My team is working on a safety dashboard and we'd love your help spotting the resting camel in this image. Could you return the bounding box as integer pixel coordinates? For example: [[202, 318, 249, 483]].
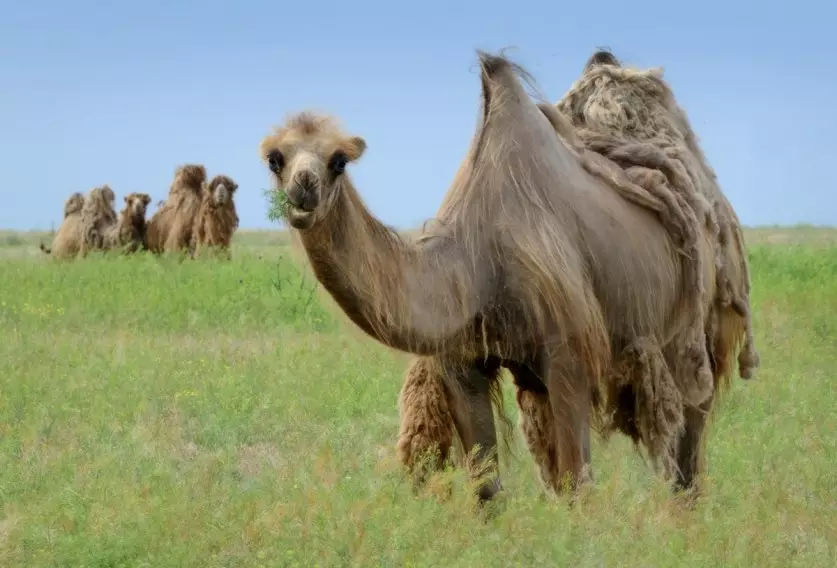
[[145, 164, 206, 254], [190, 174, 240, 258], [260, 52, 752, 503], [78, 185, 118, 257], [98, 192, 152, 253], [397, 50, 760, 499], [39, 192, 85, 258]]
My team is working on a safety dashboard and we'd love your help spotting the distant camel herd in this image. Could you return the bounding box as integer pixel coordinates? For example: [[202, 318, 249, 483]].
[[39, 164, 239, 259]]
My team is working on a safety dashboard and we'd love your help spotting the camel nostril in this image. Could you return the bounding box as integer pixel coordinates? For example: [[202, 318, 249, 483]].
[[287, 172, 320, 212], [294, 171, 318, 193]]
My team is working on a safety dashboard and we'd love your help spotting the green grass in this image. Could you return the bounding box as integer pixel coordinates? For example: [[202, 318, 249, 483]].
[[1, 232, 835, 567]]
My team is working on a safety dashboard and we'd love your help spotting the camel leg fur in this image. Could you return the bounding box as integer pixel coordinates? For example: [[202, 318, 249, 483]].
[[396, 357, 456, 483]]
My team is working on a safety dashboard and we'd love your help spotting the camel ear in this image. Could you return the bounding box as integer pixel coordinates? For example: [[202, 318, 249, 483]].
[[345, 136, 367, 162], [123, 195, 130, 204]]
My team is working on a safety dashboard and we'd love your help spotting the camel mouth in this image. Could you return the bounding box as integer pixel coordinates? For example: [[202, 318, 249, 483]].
[[286, 204, 315, 229]]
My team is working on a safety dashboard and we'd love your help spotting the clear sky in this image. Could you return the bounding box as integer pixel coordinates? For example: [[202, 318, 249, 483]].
[[1, 0, 834, 231]]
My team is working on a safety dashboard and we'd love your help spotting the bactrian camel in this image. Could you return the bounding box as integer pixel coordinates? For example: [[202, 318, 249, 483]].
[[259, 51, 758, 503]]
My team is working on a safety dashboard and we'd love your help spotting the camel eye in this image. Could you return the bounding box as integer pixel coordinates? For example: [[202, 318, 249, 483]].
[[267, 150, 285, 174], [329, 151, 348, 175]]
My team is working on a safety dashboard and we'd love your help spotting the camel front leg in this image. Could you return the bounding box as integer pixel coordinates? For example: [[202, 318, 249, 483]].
[[545, 353, 594, 493], [447, 362, 503, 502]]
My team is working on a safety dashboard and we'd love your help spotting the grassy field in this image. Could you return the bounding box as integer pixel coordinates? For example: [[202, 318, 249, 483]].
[[1, 227, 835, 567]]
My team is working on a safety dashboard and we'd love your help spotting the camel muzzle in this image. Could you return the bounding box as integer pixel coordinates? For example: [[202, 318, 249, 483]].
[[286, 179, 319, 213]]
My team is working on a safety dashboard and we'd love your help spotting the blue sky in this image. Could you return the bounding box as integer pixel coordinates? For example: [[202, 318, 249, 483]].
[[1, 0, 834, 230]]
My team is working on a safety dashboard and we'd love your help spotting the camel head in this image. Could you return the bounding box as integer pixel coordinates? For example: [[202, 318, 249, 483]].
[[63, 192, 85, 218], [123, 192, 152, 220], [260, 111, 366, 229], [171, 164, 207, 195], [205, 175, 238, 208]]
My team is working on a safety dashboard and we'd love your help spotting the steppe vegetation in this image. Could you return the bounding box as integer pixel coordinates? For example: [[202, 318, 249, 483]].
[[0, 227, 834, 566]]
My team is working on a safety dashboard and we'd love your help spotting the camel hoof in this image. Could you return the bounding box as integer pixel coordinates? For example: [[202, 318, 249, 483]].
[[476, 477, 503, 503]]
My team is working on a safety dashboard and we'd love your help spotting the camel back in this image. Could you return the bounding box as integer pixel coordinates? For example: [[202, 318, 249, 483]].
[[555, 52, 759, 381]]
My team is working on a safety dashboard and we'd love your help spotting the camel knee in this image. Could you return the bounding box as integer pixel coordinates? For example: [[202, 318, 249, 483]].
[[396, 358, 455, 479]]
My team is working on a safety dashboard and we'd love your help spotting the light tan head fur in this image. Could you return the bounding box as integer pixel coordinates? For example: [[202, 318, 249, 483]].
[[123, 192, 152, 220], [260, 112, 367, 229], [205, 174, 239, 207]]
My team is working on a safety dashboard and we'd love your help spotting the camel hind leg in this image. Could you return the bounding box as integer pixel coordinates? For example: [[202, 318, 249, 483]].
[[667, 304, 747, 494], [396, 357, 456, 484], [396, 356, 503, 502]]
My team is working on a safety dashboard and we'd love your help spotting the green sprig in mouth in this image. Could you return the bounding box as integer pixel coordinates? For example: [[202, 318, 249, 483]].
[[264, 188, 290, 223]]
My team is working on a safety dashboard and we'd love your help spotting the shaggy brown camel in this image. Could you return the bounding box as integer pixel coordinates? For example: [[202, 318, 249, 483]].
[[145, 164, 206, 254], [79, 185, 118, 257], [260, 52, 747, 503], [98, 192, 152, 253], [190, 174, 240, 258], [39, 192, 85, 258]]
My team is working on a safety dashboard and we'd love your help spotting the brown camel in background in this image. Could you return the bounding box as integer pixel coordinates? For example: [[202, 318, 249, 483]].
[[145, 164, 206, 254], [100, 192, 152, 253], [39, 192, 85, 258], [78, 185, 118, 257], [190, 174, 240, 258]]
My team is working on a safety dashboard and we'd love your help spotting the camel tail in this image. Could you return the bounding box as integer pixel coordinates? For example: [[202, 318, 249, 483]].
[[39, 242, 51, 254]]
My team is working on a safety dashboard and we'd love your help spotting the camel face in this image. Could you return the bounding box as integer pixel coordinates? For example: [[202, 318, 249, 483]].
[[283, 148, 332, 229], [204, 175, 238, 208], [124, 193, 151, 219], [212, 183, 230, 206], [260, 111, 367, 230]]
